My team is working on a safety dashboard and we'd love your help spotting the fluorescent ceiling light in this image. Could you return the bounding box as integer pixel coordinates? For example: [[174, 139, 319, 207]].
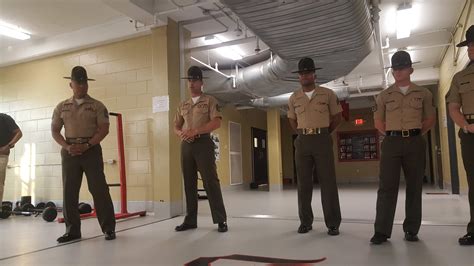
[[0, 21, 31, 40], [396, 4, 412, 39], [202, 35, 244, 61]]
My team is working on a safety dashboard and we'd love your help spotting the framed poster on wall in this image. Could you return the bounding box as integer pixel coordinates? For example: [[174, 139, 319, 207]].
[[337, 130, 379, 162]]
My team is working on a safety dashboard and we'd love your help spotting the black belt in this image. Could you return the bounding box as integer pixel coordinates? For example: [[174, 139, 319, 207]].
[[385, 129, 421, 137], [66, 137, 91, 144], [194, 133, 210, 139], [297, 127, 329, 135]]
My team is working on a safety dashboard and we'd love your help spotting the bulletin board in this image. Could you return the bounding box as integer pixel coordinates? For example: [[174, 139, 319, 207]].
[[337, 130, 379, 162]]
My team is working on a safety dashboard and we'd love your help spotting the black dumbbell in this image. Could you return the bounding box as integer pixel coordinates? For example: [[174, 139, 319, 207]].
[[46, 201, 56, 208], [2, 201, 13, 208], [0, 205, 12, 219], [78, 203, 93, 214], [9, 203, 57, 222], [42, 207, 58, 222], [36, 202, 46, 209]]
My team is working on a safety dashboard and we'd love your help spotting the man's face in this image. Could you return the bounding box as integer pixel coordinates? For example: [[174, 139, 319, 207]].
[[298, 71, 316, 86], [70, 80, 88, 98], [391, 66, 413, 83], [188, 78, 203, 94], [468, 42, 474, 61]]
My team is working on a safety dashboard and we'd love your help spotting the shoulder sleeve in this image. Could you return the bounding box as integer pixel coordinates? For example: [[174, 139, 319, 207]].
[[328, 90, 343, 115], [287, 94, 296, 119], [174, 103, 184, 126], [373, 92, 385, 121], [446, 73, 461, 104], [208, 96, 222, 120], [3, 114, 19, 133], [423, 89, 435, 118], [51, 102, 64, 128], [96, 101, 110, 125]]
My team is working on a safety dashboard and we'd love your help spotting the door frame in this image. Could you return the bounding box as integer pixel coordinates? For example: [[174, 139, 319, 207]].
[[251, 127, 269, 185], [228, 121, 243, 185]]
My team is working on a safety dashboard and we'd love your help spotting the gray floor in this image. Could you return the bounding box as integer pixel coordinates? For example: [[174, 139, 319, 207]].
[[1, 184, 473, 265]]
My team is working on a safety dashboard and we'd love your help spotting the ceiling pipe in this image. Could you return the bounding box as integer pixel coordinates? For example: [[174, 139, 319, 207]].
[[200, 0, 373, 104], [371, 0, 388, 89], [188, 36, 256, 52]]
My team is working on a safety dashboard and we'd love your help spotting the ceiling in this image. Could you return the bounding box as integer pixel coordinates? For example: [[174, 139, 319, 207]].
[[0, 0, 469, 109]]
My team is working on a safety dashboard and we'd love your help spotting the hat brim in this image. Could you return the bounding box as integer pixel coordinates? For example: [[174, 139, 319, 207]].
[[384, 61, 420, 69], [63, 77, 96, 81], [291, 67, 323, 73], [456, 40, 469, 47], [180, 77, 209, 80]]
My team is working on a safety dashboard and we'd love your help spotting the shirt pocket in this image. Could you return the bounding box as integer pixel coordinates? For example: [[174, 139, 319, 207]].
[[60, 110, 72, 121], [314, 101, 328, 113], [181, 108, 190, 117], [295, 106, 305, 114], [386, 99, 401, 111], [313, 94, 329, 113], [459, 77, 474, 94], [197, 107, 209, 114], [409, 97, 423, 109]]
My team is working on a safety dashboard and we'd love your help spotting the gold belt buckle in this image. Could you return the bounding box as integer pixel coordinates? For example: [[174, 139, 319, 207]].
[[306, 128, 315, 135], [402, 130, 410, 137]]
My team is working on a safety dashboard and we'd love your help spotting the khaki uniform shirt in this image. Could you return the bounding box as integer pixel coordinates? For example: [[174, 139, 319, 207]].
[[174, 94, 222, 130], [51, 95, 109, 138], [446, 63, 474, 114], [287, 86, 342, 128], [374, 83, 435, 131]]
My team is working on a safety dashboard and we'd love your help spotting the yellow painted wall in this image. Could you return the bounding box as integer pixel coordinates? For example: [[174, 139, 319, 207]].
[[214, 107, 267, 186], [437, 3, 474, 191], [281, 117, 295, 182], [267, 108, 283, 188], [0, 35, 154, 204], [150, 21, 184, 206], [333, 108, 380, 182]]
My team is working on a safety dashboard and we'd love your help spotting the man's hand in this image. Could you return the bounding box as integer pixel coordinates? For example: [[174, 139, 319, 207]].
[[66, 144, 89, 156], [179, 129, 198, 143], [182, 129, 198, 139], [467, 124, 474, 133]]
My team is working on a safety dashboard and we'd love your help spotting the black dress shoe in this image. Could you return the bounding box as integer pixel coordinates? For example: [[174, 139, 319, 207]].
[[105, 231, 116, 240], [57, 233, 81, 243], [218, 222, 228, 232], [404, 232, 419, 242], [297, 225, 312, 234], [370, 232, 388, 244], [327, 226, 340, 236], [175, 223, 197, 232], [459, 233, 474, 245]]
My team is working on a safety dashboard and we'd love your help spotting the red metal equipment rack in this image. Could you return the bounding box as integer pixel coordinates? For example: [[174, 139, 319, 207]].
[[58, 112, 146, 223]]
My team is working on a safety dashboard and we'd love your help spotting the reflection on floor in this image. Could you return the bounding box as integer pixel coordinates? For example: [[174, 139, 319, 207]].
[[0, 184, 472, 265]]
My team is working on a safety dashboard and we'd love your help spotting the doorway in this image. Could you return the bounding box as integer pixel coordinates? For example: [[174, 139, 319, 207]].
[[251, 127, 268, 186]]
